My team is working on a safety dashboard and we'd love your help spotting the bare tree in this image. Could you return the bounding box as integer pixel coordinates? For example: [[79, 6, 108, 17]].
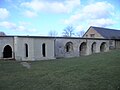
[[76, 31, 85, 37], [48, 30, 58, 37], [62, 25, 75, 37]]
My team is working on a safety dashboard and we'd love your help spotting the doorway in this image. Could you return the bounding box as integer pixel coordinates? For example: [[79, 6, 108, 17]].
[[3, 45, 12, 58]]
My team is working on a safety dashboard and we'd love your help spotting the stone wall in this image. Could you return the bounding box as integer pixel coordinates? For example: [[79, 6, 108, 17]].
[[0, 36, 117, 61], [55, 38, 109, 58], [14, 37, 55, 61], [0, 36, 14, 59]]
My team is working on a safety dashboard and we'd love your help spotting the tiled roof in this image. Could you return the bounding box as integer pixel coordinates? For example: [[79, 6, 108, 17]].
[[91, 26, 120, 39]]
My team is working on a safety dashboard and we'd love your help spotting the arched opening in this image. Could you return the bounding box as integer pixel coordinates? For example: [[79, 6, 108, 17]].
[[79, 42, 87, 55], [3, 45, 12, 58], [65, 42, 73, 52], [100, 42, 106, 52], [25, 44, 28, 57], [91, 42, 96, 54], [42, 43, 46, 57]]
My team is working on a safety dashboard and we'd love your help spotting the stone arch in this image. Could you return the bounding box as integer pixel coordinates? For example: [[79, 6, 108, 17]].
[[79, 42, 87, 55], [3, 45, 12, 58], [91, 42, 96, 54], [65, 42, 73, 52], [100, 42, 106, 52]]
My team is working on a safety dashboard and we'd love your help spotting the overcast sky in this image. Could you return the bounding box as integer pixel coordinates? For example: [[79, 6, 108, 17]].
[[0, 0, 120, 36]]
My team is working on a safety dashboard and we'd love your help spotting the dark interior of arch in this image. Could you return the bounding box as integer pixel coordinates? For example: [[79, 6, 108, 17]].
[[91, 42, 96, 53], [66, 42, 73, 52], [3, 45, 12, 58], [100, 42, 106, 52], [80, 42, 87, 55]]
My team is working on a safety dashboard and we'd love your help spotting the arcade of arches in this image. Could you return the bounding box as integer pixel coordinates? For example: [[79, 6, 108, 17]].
[[65, 41, 107, 56], [2, 41, 107, 59]]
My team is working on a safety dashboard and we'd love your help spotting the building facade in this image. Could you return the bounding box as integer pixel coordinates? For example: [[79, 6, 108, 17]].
[[55, 37, 111, 58], [0, 26, 120, 61], [0, 36, 55, 61], [0, 36, 116, 61], [83, 26, 120, 49]]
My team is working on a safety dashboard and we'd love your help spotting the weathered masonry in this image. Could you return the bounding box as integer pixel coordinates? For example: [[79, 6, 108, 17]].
[[55, 37, 115, 58], [0, 36, 119, 61], [0, 36, 55, 61], [0, 26, 120, 61]]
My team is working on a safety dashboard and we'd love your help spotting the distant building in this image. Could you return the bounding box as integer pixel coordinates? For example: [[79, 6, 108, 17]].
[[83, 26, 120, 49], [83, 26, 120, 39]]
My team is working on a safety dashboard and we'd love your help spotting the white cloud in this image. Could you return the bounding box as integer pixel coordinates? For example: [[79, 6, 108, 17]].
[[47, 2, 68, 13], [83, 2, 114, 19], [23, 10, 37, 18], [0, 21, 16, 29], [0, 8, 9, 19], [64, 14, 82, 24], [89, 18, 115, 27], [21, 0, 45, 11], [21, 0, 80, 13], [19, 21, 31, 26], [17, 25, 26, 31], [75, 25, 84, 31], [64, 1, 115, 28], [0, 21, 37, 32]]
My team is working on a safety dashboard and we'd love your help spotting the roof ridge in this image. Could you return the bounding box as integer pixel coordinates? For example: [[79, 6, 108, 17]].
[[91, 26, 120, 39], [91, 26, 120, 31]]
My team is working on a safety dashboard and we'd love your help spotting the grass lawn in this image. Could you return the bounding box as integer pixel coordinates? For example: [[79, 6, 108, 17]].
[[0, 50, 120, 90]]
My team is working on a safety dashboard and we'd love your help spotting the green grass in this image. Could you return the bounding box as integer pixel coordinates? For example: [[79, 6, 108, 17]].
[[0, 50, 120, 90]]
